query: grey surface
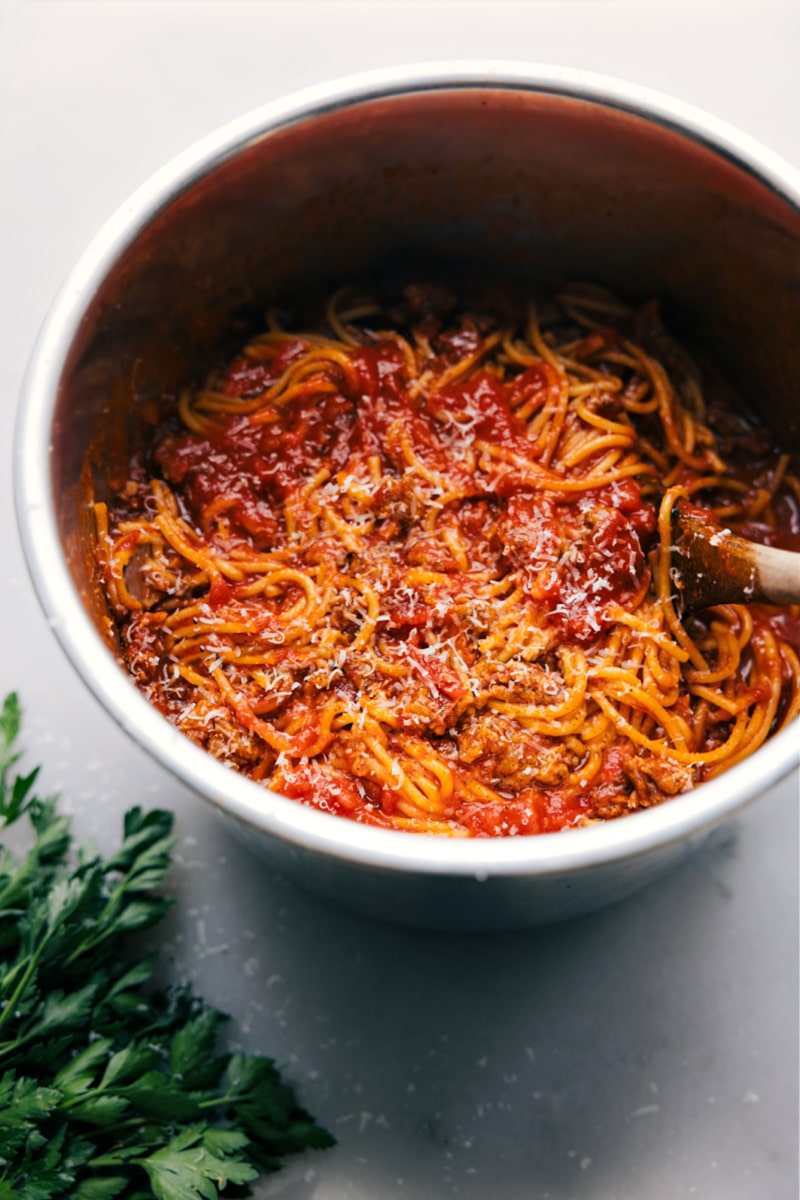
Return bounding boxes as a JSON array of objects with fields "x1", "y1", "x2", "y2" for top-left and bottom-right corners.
[{"x1": 1, "y1": 2, "x2": 798, "y2": 1198}]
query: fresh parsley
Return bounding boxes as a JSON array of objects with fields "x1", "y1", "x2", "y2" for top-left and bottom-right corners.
[{"x1": 0, "y1": 693, "x2": 333, "y2": 1198}]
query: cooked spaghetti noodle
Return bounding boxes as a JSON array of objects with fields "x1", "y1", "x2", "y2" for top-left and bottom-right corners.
[{"x1": 95, "y1": 283, "x2": 800, "y2": 836}]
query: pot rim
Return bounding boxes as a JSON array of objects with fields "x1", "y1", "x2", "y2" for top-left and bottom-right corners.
[{"x1": 14, "y1": 60, "x2": 800, "y2": 879}]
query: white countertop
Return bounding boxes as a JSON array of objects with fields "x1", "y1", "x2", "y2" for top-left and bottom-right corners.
[{"x1": 1, "y1": 2, "x2": 798, "y2": 1197}]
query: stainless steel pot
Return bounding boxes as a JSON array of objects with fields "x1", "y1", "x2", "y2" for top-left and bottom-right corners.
[{"x1": 15, "y1": 63, "x2": 800, "y2": 929}]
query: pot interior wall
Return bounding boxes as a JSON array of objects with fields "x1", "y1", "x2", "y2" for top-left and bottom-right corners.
[{"x1": 50, "y1": 85, "x2": 800, "y2": 631}]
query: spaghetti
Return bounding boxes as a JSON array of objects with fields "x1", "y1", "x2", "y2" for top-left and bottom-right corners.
[{"x1": 95, "y1": 283, "x2": 800, "y2": 836}]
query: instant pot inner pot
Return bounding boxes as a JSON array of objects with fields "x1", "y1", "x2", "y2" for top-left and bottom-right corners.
[{"x1": 52, "y1": 86, "x2": 800, "y2": 629}]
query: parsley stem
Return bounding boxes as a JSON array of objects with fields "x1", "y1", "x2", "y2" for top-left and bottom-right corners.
[
  {"x1": 0, "y1": 934, "x2": 49, "y2": 1035},
  {"x1": 62, "y1": 872, "x2": 125, "y2": 968},
  {"x1": 86, "y1": 1151, "x2": 139, "y2": 1167}
]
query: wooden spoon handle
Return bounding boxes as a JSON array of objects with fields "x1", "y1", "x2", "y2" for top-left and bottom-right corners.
[
  {"x1": 750, "y1": 539, "x2": 800, "y2": 605},
  {"x1": 672, "y1": 503, "x2": 800, "y2": 614}
]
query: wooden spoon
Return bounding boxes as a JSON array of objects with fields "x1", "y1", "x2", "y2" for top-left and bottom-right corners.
[{"x1": 671, "y1": 502, "x2": 800, "y2": 615}]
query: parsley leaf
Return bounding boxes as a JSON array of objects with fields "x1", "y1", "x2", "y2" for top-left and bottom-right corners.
[
  {"x1": 0, "y1": 695, "x2": 334, "y2": 1197},
  {"x1": 139, "y1": 1125, "x2": 259, "y2": 1200}
]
